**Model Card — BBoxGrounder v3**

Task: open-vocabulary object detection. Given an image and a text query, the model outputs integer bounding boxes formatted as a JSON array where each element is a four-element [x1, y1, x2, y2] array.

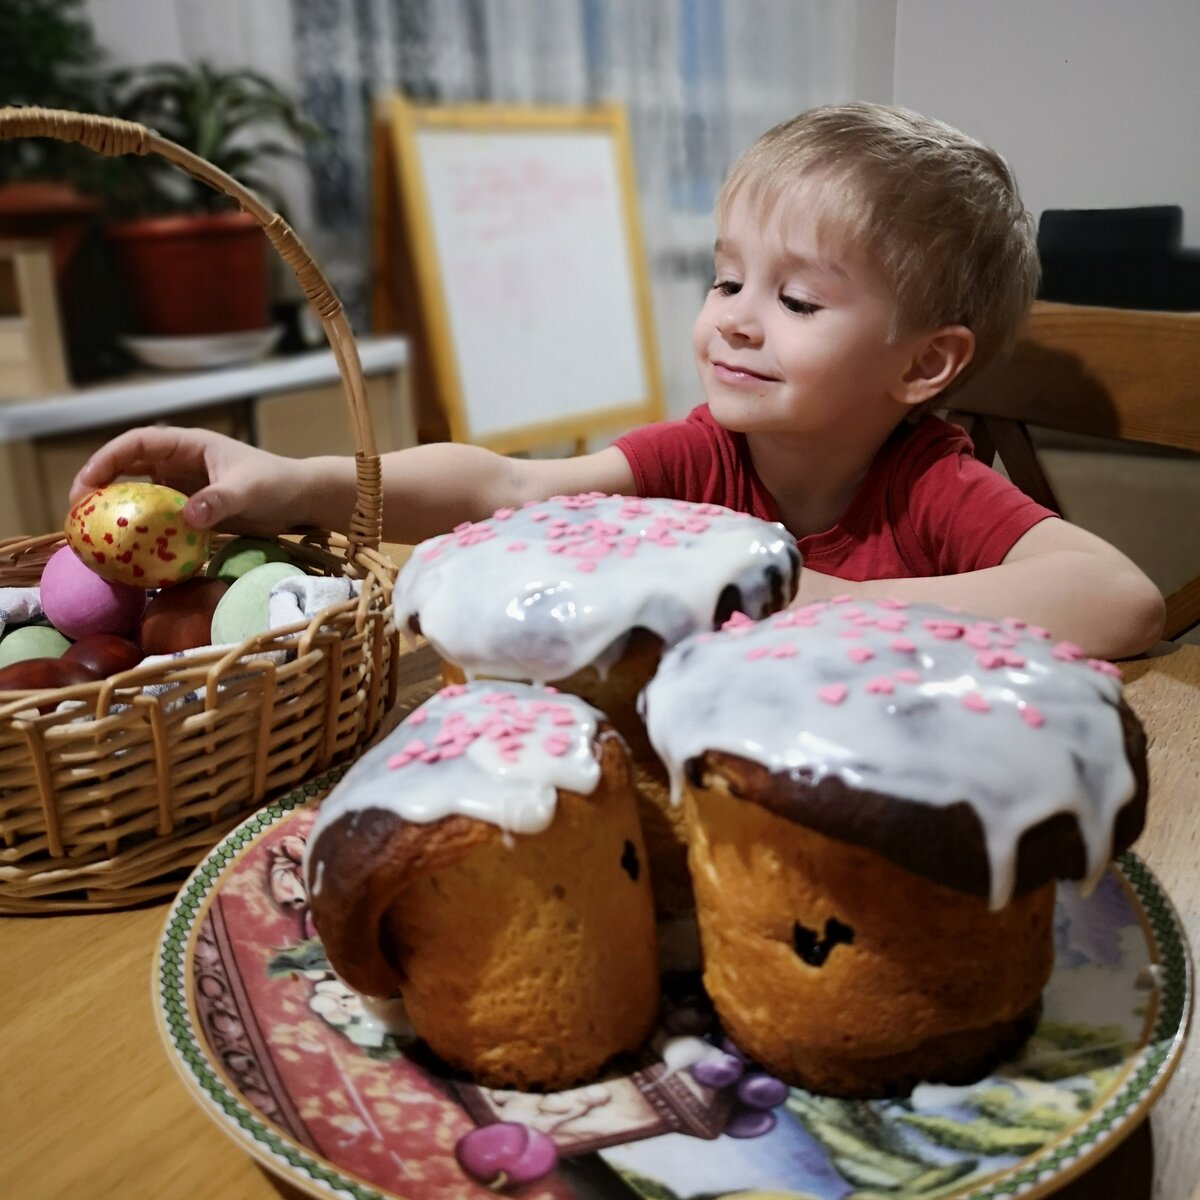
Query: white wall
[[893, 0, 1200, 245]]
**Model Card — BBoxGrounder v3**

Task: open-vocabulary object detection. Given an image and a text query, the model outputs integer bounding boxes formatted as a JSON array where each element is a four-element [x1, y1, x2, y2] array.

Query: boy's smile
[[693, 189, 921, 447]]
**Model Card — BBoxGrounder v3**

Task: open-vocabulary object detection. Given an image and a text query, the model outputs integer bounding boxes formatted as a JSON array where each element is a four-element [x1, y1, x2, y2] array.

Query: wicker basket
[[0, 107, 401, 912]]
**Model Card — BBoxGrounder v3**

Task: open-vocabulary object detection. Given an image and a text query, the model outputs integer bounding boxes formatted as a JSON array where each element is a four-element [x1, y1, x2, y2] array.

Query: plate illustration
[[154, 772, 1191, 1200]]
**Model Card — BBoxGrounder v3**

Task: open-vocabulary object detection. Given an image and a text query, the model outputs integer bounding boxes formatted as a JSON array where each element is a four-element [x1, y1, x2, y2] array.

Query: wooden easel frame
[[372, 96, 663, 454]]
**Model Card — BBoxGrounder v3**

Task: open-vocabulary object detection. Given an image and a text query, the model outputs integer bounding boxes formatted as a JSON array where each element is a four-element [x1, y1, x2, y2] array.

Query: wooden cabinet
[[0, 337, 410, 540]]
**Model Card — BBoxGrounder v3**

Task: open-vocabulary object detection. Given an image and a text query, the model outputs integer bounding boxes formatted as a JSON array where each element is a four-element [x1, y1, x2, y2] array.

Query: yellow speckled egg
[[65, 483, 211, 589]]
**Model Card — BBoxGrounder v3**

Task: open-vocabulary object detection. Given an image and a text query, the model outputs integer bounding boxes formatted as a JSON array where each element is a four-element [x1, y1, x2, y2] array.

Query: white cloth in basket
[[0, 588, 44, 639]]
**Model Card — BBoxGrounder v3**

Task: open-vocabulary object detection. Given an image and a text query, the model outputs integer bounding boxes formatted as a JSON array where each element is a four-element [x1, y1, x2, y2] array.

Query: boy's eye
[[781, 295, 821, 315], [711, 279, 741, 296]]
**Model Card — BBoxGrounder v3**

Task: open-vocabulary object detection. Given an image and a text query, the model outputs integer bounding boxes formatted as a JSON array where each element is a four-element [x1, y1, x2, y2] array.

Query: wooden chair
[[946, 300, 1200, 640]]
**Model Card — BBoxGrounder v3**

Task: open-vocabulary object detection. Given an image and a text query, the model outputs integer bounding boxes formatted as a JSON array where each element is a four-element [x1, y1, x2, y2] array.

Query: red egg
[[63, 633, 143, 678], [139, 576, 229, 656], [0, 658, 99, 712]]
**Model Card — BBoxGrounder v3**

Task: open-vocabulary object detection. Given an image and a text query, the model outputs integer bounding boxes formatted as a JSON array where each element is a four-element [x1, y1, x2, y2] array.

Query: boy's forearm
[[294, 444, 517, 543], [796, 555, 1165, 660]]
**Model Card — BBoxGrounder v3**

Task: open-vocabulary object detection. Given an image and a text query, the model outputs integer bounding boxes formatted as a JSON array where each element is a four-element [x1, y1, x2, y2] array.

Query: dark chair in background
[[1037, 205, 1200, 311]]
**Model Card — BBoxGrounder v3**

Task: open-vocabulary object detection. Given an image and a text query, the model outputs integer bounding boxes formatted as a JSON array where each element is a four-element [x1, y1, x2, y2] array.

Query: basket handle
[[0, 105, 382, 558]]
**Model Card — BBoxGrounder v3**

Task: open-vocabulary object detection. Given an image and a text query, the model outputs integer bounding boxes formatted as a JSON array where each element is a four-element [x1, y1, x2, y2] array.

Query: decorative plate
[[154, 772, 1192, 1200]]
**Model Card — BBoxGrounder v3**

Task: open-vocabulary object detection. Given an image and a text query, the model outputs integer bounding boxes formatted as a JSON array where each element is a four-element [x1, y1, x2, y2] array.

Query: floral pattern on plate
[[155, 771, 1191, 1200]]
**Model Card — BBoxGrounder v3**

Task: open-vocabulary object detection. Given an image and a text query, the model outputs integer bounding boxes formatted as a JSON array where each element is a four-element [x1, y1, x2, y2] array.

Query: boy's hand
[[69, 426, 311, 536]]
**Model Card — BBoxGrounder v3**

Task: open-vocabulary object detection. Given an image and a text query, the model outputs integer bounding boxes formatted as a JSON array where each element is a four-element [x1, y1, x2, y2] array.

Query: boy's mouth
[[711, 360, 776, 385]]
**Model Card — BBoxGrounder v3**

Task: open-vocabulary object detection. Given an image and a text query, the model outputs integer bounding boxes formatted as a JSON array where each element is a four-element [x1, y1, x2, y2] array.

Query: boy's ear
[[894, 325, 975, 408]]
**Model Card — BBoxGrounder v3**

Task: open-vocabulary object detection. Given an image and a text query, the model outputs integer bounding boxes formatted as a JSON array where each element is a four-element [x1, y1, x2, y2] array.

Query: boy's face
[[693, 189, 921, 440]]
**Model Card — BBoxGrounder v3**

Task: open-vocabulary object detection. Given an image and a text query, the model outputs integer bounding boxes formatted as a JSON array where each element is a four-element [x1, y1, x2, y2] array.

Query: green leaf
[[897, 1113, 1049, 1156]]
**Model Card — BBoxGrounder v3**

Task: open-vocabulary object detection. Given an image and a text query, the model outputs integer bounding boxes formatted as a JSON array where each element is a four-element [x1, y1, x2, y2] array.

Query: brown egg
[[139, 576, 229, 656], [63, 633, 143, 678], [0, 658, 99, 712]]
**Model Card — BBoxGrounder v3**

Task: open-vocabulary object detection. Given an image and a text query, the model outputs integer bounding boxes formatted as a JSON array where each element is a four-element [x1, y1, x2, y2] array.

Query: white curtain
[[288, 0, 858, 417]]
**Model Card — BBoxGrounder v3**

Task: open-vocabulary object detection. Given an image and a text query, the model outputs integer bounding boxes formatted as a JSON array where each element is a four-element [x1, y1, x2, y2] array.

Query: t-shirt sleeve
[[614, 407, 725, 502], [897, 421, 1058, 573]]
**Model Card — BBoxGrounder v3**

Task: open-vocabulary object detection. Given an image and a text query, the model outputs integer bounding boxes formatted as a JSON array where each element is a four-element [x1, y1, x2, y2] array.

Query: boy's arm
[[795, 517, 1166, 660], [70, 426, 637, 544]]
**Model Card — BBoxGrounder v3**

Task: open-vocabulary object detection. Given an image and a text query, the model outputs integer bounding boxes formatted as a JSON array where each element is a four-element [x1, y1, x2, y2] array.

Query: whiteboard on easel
[[380, 98, 663, 453]]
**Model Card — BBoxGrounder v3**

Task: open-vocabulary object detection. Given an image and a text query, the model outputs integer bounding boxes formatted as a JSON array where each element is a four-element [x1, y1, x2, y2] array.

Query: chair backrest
[[947, 300, 1200, 640]]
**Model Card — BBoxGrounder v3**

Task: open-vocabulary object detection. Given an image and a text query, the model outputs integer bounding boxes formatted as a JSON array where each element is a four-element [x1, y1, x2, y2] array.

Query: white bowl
[[120, 326, 284, 371]]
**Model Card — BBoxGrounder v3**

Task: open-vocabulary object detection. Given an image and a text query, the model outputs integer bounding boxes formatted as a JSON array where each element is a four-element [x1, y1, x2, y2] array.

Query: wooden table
[[2, 642, 1197, 1200]]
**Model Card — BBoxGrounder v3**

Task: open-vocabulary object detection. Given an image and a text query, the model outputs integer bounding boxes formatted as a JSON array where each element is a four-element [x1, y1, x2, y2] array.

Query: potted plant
[[0, 0, 119, 277], [104, 61, 324, 339]]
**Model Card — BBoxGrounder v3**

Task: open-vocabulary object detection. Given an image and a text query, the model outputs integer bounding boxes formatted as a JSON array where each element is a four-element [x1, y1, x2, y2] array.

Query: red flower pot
[[106, 209, 269, 336]]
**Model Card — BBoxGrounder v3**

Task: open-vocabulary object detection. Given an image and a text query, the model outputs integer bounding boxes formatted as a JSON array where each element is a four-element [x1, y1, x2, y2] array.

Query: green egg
[[210, 561, 306, 645], [0, 625, 72, 669], [205, 537, 294, 584]]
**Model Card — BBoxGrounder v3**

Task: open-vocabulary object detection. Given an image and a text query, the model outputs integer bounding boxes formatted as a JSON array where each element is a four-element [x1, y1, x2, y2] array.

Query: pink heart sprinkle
[[439, 684, 466, 698], [875, 616, 907, 632], [722, 612, 755, 631], [1019, 704, 1045, 728], [865, 676, 894, 695], [406, 708, 428, 725], [505, 541, 527, 552], [817, 684, 848, 705], [543, 735, 570, 756], [976, 650, 1007, 669], [576, 560, 597, 572], [1052, 640, 1085, 661], [387, 752, 413, 769], [890, 637, 916, 653], [492, 507, 515, 520], [961, 692, 991, 713], [745, 647, 771, 660], [771, 643, 798, 658], [1088, 658, 1122, 678], [847, 646, 875, 663]]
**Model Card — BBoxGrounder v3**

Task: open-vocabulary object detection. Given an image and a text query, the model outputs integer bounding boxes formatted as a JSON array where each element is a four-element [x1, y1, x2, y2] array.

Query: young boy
[[70, 103, 1164, 659]]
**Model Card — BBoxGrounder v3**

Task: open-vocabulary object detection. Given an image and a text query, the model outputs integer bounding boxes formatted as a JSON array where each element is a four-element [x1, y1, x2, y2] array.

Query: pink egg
[[40, 546, 148, 640]]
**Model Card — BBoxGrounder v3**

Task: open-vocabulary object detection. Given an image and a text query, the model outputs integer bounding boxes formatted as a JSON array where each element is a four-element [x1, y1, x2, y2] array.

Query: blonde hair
[[716, 103, 1039, 401]]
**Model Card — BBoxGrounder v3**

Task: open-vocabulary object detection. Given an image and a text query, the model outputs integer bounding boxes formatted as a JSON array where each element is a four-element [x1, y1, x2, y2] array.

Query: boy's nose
[[716, 298, 762, 344]]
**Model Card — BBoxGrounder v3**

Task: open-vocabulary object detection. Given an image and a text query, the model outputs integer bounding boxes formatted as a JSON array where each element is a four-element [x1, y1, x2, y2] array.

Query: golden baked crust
[[308, 730, 659, 1090], [442, 630, 698, 919], [684, 775, 1056, 1098], [685, 691, 1147, 901]]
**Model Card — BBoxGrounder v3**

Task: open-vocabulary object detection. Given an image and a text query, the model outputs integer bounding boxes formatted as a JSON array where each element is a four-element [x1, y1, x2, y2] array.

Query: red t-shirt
[[614, 405, 1056, 580]]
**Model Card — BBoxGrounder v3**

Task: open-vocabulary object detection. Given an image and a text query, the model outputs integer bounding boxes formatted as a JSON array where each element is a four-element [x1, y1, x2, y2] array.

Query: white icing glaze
[[394, 493, 799, 683], [304, 681, 605, 884], [640, 599, 1136, 910]]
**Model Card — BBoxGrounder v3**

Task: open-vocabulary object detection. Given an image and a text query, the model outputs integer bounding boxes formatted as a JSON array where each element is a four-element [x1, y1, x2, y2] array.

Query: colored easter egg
[[139, 576, 229, 656], [40, 545, 148, 640], [65, 482, 211, 588], [210, 561, 305, 645], [0, 657, 99, 710], [0, 625, 71, 669], [62, 633, 143, 678], [205, 537, 293, 583]]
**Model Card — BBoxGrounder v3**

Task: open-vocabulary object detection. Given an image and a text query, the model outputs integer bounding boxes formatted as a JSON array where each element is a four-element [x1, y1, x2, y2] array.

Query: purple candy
[[735, 1071, 790, 1110], [454, 1122, 558, 1188], [690, 1051, 745, 1089], [724, 1106, 778, 1139]]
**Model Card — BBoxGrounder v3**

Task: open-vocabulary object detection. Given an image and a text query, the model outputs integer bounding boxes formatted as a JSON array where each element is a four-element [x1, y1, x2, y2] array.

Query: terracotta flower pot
[[106, 209, 269, 336], [0, 181, 101, 280]]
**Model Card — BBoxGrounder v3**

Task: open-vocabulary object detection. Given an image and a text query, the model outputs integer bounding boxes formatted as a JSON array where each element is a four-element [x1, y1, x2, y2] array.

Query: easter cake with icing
[[394, 493, 801, 922], [640, 598, 1149, 1098], [304, 680, 658, 1091]]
